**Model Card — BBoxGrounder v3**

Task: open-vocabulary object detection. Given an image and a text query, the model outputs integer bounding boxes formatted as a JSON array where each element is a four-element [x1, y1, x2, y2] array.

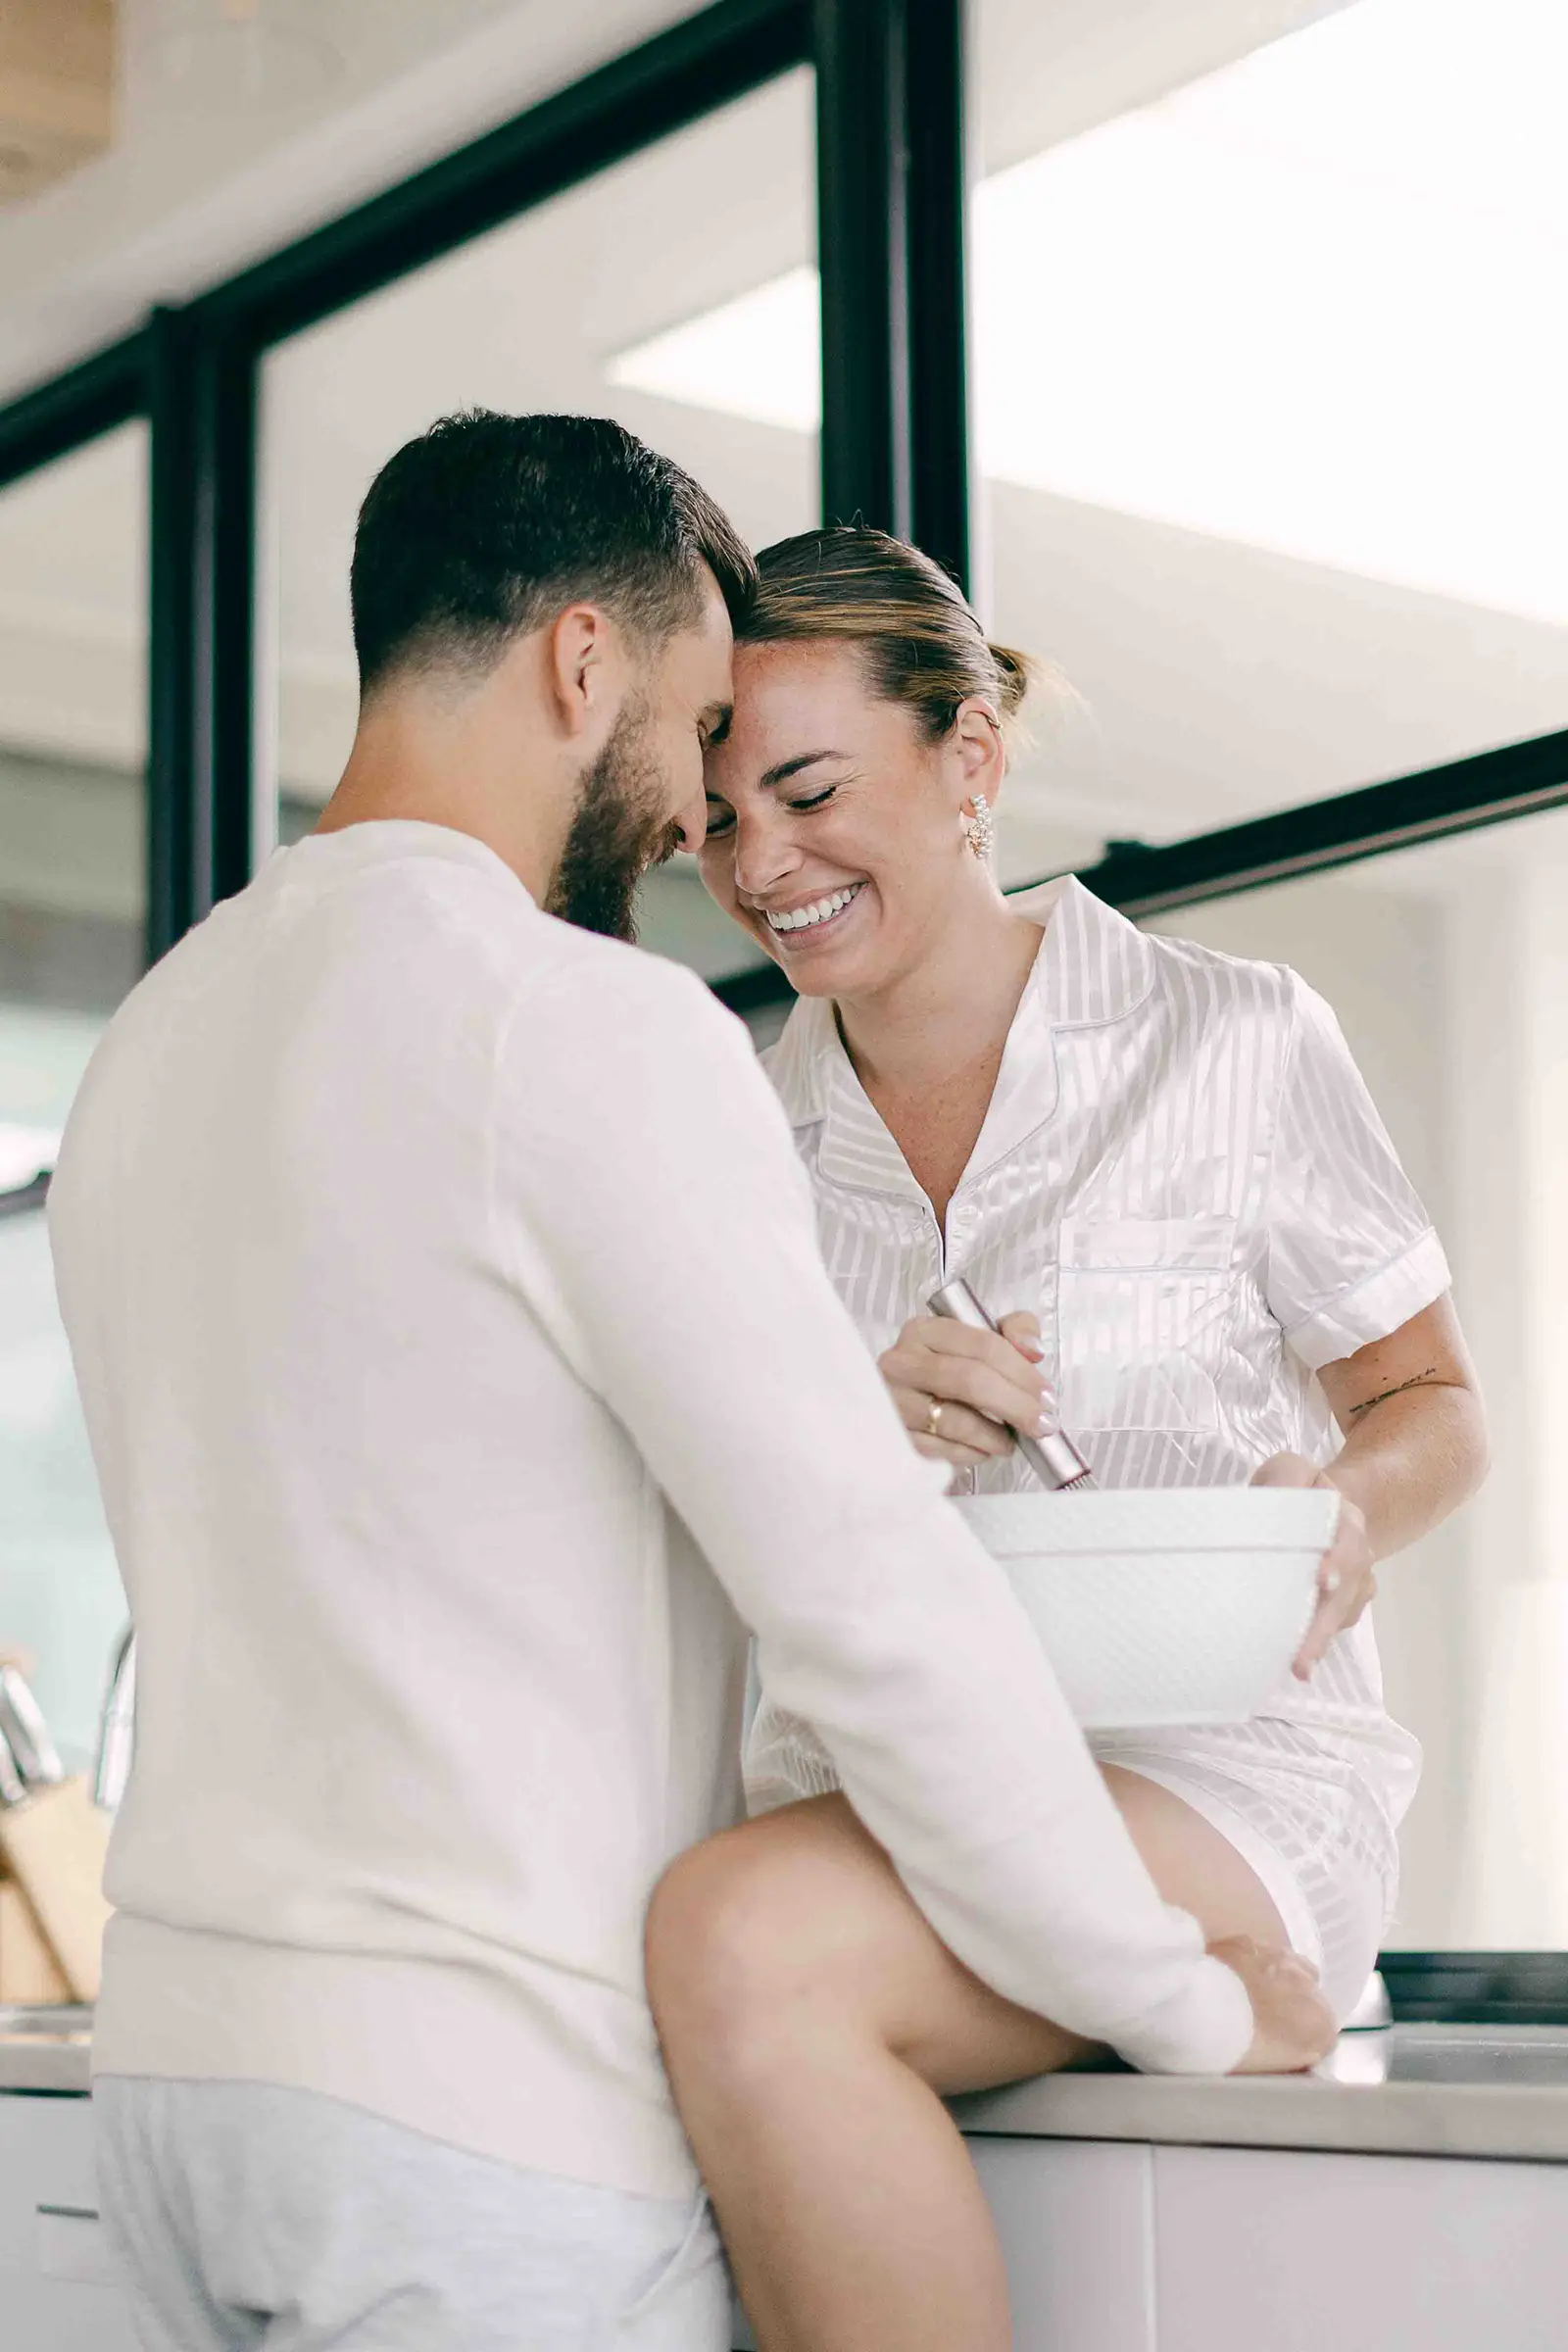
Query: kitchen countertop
[[953, 2025, 1568, 2162], [0, 2017, 91, 2094], [5, 2021, 1568, 2161]]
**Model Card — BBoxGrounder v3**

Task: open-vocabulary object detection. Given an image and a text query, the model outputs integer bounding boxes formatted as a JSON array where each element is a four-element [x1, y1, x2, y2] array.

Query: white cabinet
[[969, 2139, 1154, 2352], [731, 2140, 1154, 2352], [1152, 2144, 1568, 2352], [734, 2134, 1568, 2351], [0, 2093, 138, 2350], [10, 2087, 1563, 2352]]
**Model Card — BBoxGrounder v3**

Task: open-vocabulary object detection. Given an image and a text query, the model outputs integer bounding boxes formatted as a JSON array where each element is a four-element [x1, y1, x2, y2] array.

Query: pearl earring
[[964, 793, 995, 862]]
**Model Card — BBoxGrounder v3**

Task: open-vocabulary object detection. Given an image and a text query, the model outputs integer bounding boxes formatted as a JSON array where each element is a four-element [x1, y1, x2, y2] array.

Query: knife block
[[0, 1779, 111, 2003], [0, 1871, 73, 2004]]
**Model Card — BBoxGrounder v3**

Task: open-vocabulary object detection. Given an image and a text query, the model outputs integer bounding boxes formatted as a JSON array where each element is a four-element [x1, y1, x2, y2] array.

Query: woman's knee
[[645, 1803, 889, 2063], [645, 1800, 1091, 2102], [648, 1824, 810, 2046]]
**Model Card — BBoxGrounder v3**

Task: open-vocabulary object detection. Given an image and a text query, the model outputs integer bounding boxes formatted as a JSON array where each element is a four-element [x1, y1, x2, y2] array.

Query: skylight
[[610, 0, 1568, 625]]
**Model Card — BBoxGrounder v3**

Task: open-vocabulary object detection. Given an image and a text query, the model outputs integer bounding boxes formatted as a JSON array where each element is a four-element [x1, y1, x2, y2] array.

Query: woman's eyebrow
[[759, 749, 846, 790]]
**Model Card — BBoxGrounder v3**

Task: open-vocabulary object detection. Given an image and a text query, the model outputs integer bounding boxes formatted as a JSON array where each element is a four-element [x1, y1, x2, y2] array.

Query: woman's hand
[[879, 1310, 1054, 1472], [1250, 1450, 1376, 1680]]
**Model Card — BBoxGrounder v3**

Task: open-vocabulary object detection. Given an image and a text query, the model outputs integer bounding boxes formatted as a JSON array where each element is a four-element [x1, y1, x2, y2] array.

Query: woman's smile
[[754, 878, 869, 955]]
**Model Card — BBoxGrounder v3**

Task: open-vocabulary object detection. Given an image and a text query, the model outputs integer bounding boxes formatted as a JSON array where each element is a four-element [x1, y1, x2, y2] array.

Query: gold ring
[[925, 1398, 945, 1439]]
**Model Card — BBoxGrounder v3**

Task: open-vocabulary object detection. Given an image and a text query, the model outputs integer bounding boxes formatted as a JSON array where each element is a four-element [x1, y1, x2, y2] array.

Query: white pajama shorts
[[92, 2078, 730, 2352], [751, 1706, 1396, 2027], [1088, 1729, 1396, 2023]]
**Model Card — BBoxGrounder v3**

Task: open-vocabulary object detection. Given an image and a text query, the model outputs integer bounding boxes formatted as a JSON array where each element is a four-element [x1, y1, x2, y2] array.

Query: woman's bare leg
[[645, 1774, 1295, 2352]]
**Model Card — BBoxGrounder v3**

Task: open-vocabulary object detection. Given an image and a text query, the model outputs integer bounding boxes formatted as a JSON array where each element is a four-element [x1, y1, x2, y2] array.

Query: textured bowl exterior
[[955, 1487, 1337, 1729]]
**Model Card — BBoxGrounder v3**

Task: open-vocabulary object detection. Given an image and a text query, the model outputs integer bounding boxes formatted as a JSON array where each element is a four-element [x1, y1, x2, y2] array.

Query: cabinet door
[[732, 2139, 1155, 2352], [970, 2139, 1155, 2352], [0, 2093, 139, 2349], [0, 2274, 140, 2351], [1154, 2145, 1568, 2352]]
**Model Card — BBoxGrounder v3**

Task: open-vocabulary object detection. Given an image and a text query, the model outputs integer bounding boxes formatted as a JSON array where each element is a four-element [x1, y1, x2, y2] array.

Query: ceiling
[[0, 0, 701, 404]]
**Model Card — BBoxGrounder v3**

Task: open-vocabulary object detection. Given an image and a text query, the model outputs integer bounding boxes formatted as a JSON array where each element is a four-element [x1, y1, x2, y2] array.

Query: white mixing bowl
[[956, 1486, 1339, 1730]]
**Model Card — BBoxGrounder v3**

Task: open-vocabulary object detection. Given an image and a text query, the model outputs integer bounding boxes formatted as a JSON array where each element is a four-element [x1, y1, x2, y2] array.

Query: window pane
[[1146, 801, 1568, 1949], [0, 424, 146, 1766], [259, 69, 818, 990], [975, 0, 1568, 881]]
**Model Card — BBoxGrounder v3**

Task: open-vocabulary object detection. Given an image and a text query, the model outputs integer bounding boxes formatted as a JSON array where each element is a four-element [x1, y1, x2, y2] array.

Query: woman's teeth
[[765, 883, 863, 935]]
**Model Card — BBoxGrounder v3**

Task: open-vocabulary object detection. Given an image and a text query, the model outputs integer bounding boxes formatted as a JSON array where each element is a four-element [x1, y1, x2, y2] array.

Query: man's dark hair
[[349, 410, 757, 695]]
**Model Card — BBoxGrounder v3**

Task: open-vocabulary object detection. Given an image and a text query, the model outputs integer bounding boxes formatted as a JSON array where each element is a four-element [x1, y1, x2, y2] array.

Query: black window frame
[[1, 0, 1564, 2016]]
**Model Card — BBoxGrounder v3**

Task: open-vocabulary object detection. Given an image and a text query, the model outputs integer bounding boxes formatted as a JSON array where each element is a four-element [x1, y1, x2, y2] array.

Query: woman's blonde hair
[[738, 525, 1034, 743]]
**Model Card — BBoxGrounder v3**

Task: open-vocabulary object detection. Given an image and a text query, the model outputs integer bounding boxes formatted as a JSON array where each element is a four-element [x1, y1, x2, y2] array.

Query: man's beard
[[545, 697, 681, 943]]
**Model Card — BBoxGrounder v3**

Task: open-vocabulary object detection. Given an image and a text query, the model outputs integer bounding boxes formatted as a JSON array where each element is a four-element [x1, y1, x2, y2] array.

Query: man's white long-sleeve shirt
[[51, 822, 1250, 2198]]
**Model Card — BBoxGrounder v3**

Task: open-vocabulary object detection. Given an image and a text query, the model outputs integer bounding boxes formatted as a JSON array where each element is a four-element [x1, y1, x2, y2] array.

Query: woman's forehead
[[734, 634, 861, 693], [727, 637, 900, 744]]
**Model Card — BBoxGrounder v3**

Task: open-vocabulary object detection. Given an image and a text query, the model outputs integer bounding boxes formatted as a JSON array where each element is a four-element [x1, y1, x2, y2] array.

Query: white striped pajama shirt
[[746, 876, 1448, 2017]]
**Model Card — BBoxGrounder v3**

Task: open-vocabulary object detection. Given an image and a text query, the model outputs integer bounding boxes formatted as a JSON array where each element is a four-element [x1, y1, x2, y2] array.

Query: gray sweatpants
[[93, 2078, 730, 2351]]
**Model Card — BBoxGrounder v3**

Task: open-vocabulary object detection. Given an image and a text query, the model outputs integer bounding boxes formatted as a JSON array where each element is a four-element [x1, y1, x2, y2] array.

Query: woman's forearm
[[1326, 1382, 1489, 1560]]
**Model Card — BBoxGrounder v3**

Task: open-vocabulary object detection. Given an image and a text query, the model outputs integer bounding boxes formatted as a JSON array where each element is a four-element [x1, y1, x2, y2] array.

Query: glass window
[[258, 68, 818, 992], [974, 0, 1568, 881], [1146, 801, 1568, 1949], [0, 424, 147, 1765]]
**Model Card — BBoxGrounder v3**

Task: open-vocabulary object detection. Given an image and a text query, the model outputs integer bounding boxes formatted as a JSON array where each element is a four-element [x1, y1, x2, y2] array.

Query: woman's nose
[[732, 809, 801, 902]]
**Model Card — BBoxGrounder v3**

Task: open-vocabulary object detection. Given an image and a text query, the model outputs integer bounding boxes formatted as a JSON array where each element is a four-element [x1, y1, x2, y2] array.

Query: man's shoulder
[[309, 851, 736, 1056], [498, 929, 765, 1129], [495, 931, 799, 1185], [526, 923, 744, 1041]]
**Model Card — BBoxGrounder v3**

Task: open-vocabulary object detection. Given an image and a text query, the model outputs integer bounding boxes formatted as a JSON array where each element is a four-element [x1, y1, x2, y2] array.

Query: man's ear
[[546, 603, 613, 740]]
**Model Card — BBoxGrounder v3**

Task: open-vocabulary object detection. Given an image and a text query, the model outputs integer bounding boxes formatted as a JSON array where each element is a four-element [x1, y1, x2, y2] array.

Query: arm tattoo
[[1344, 1366, 1445, 1421]]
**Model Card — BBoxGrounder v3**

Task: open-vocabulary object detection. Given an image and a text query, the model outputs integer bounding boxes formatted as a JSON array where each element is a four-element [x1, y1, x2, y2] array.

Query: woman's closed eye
[[705, 783, 839, 839]]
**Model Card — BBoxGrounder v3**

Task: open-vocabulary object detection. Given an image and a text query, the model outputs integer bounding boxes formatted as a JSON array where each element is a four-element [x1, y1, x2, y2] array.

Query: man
[[50, 412, 1325, 2351]]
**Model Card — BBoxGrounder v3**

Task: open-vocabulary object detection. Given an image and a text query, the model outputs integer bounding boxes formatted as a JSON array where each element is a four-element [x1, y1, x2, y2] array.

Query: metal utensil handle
[[0, 1722, 26, 1808], [92, 1626, 137, 1814], [0, 1666, 64, 1787], [926, 1277, 1095, 1492]]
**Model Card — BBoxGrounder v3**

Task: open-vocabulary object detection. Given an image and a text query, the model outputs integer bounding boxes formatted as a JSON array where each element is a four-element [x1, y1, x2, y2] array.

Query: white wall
[[1152, 817, 1568, 1944]]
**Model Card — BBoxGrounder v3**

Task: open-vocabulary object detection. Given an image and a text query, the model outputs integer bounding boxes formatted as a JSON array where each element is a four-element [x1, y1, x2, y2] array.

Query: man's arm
[[491, 956, 1254, 2074]]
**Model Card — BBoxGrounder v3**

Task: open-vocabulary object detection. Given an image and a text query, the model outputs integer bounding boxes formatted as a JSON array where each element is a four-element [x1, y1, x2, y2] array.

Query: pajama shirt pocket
[[1055, 1216, 1239, 1434]]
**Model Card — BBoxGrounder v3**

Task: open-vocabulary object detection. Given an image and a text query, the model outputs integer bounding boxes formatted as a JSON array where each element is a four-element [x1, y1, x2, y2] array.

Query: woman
[[645, 528, 1488, 2350]]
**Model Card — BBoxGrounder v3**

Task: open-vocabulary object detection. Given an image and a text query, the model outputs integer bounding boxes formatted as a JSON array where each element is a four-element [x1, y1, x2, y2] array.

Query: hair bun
[[987, 642, 1033, 719]]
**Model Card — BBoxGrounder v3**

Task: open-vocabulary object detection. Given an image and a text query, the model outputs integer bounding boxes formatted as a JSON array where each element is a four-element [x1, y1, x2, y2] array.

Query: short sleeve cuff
[[1283, 1227, 1451, 1372]]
